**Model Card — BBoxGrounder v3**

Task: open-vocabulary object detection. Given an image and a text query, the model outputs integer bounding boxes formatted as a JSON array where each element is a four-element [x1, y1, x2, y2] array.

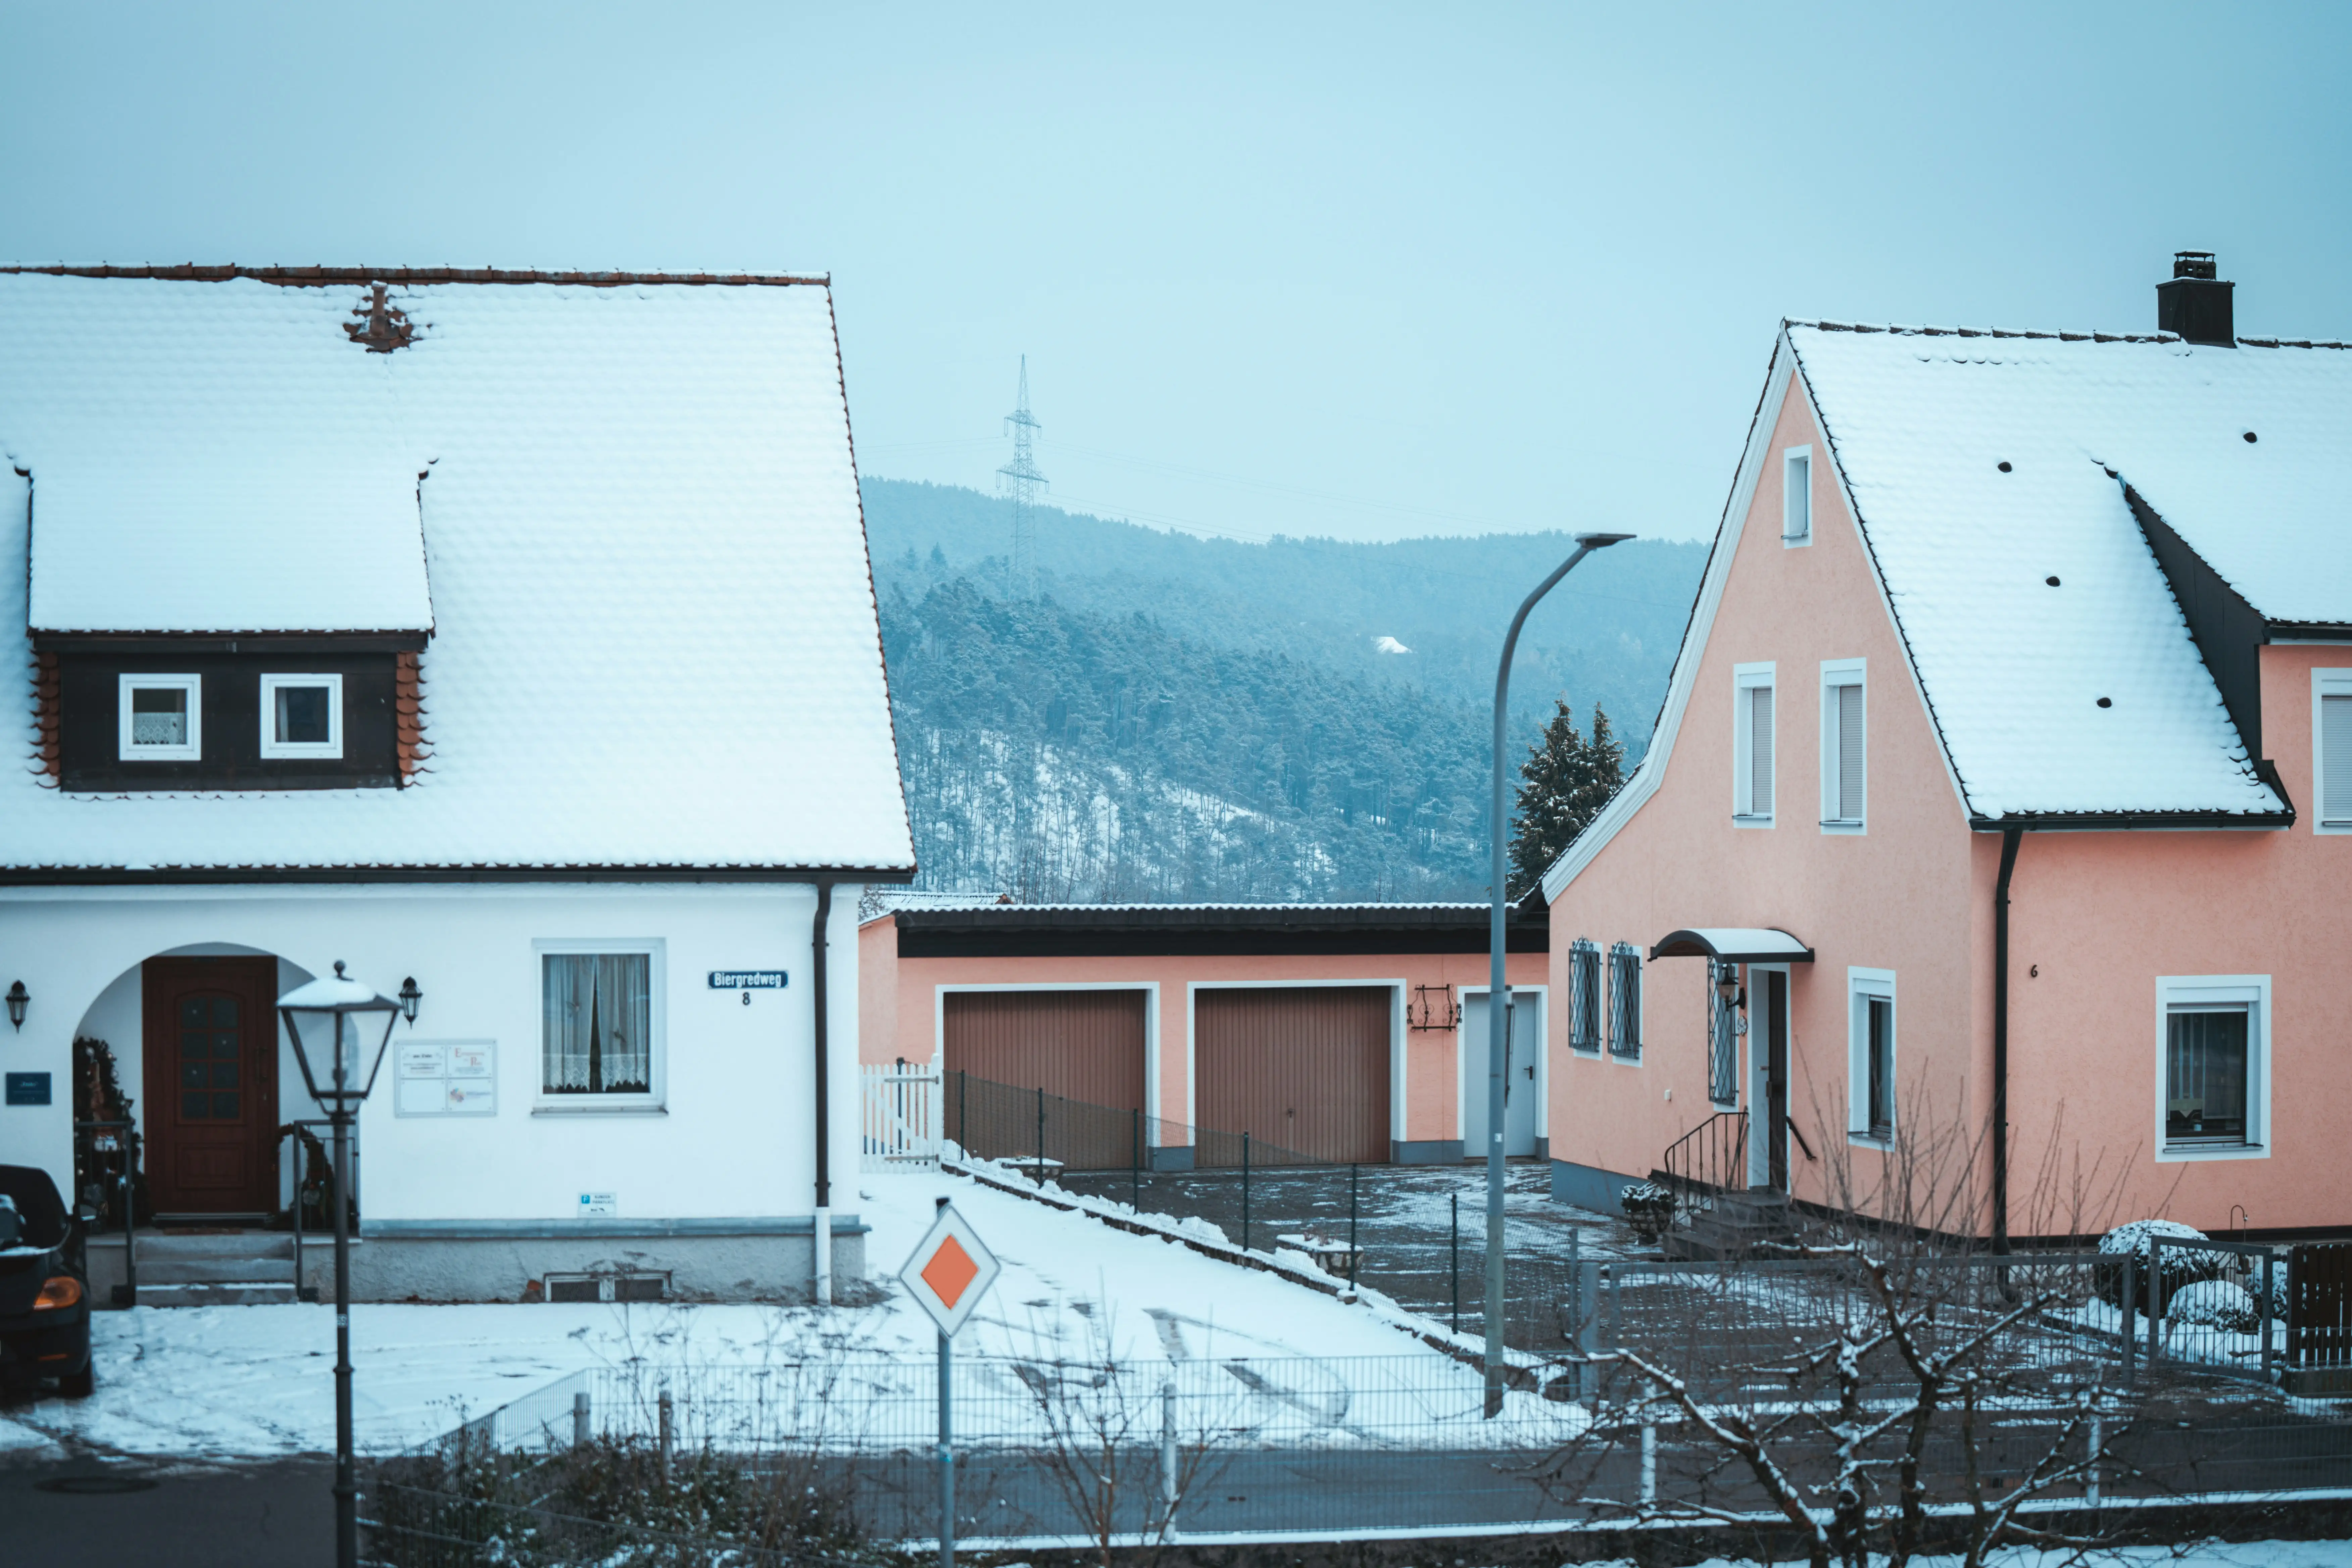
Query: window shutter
[[1607, 941, 1641, 1059], [1836, 683, 1864, 821], [1708, 962, 1739, 1106], [1570, 938, 1601, 1051], [2324, 694, 2352, 824], [1749, 685, 1775, 818]]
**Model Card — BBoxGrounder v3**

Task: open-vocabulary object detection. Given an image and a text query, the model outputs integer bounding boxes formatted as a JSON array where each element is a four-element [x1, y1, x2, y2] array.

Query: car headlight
[[33, 1276, 82, 1311]]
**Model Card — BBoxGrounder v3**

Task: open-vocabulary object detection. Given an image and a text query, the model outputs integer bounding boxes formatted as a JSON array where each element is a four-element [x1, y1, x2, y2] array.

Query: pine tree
[[1507, 698, 1625, 898]]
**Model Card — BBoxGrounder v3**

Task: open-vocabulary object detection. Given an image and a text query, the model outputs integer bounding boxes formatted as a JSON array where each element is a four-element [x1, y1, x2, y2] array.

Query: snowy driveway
[[0, 1167, 1463, 1461]]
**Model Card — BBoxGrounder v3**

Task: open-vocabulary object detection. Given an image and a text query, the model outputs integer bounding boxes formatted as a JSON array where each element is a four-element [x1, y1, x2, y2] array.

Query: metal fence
[[374, 1329, 2352, 1559]]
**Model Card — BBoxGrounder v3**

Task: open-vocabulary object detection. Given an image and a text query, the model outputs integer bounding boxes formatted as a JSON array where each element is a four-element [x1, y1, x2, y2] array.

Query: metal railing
[[377, 1329, 2352, 1556], [1659, 1109, 1746, 1234], [72, 1118, 136, 1304], [279, 1118, 343, 1303], [2132, 1232, 2284, 1385]]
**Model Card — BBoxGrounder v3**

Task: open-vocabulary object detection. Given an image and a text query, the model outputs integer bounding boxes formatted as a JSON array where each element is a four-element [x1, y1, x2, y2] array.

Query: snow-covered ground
[[0, 1167, 1475, 1462], [1574, 1549, 2352, 1568]]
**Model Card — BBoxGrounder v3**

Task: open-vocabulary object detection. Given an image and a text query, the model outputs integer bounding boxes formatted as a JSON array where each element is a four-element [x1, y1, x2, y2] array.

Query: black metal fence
[[943, 1069, 1519, 1331]]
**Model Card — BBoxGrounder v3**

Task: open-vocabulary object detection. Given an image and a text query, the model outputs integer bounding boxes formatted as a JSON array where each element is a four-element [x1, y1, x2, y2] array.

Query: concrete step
[[139, 1231, 295, 1260], [137, 1282, 300, 1308], [138, 1256, 297, 1286]]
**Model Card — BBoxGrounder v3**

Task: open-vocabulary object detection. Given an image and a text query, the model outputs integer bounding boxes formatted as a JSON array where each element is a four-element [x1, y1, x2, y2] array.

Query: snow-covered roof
[[1788, 321, 2337, 821], [0, 268, 913, 876]]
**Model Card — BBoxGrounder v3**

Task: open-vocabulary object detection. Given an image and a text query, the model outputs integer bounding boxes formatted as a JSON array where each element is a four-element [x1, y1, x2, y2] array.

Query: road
[[0, 1451, 334, 1566]]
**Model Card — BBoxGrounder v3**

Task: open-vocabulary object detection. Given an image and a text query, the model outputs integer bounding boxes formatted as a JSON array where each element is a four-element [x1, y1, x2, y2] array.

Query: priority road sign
[[899, 1201, 1001, 1340]]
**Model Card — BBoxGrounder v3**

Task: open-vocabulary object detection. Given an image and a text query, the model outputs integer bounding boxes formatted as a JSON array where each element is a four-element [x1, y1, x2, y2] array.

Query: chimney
[[2157, 251, 2234, 346]]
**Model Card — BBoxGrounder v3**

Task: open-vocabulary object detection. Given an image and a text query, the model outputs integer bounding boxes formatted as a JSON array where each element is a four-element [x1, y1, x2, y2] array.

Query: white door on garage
[[1461, 992, 1538, 1158]]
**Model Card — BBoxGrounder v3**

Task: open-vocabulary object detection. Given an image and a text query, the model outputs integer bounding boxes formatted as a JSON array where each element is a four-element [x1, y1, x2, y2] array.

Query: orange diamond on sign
[[922, 1233, 980, 1309]]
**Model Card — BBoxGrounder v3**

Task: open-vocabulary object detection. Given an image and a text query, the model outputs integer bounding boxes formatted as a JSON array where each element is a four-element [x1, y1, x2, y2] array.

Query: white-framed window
[[536, 939, 667, 1109], [1607, 941, 1643, 1062], [1820, 658, 1866, 832], [1733, 662, 1775, 824], [259, 672, 344, 760], [1567, 938, 1603, 1054], [2156, 975, 2269, 1161], [1782, 445, 1813, 546], [1847, 967, 1896, 1144], [2317, 668, 2352, 834], [118, 673, 202, 761]]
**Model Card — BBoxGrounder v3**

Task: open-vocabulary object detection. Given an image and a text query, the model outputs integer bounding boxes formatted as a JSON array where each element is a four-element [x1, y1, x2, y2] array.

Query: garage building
[[860, 902, 1551, 1168]]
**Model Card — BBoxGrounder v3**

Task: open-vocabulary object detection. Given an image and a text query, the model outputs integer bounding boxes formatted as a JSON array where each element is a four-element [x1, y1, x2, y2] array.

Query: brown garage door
[[1195, 987, 1390, 1164], [943, 990, 1148, 1170]]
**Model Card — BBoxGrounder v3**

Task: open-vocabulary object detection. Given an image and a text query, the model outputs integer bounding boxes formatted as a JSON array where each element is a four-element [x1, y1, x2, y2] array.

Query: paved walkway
[[1056, 1159, 1647, 1351]]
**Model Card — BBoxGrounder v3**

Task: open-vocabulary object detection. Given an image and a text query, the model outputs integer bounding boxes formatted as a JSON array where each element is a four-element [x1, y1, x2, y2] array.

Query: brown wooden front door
[[142, 956, 279, 1215]]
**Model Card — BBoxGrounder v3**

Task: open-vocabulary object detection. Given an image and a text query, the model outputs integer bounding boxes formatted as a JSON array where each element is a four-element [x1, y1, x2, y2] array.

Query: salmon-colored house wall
[[1546, 353, 2352, 1238], [860, 910, 1548, 1161]]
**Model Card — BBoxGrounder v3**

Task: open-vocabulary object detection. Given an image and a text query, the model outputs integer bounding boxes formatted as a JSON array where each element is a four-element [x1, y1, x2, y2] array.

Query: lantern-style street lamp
[[278, 961, 407, 1568]]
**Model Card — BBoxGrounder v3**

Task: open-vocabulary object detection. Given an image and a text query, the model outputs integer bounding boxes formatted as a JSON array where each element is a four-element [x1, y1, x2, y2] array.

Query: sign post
[[898, 1198, 1001, 1568]]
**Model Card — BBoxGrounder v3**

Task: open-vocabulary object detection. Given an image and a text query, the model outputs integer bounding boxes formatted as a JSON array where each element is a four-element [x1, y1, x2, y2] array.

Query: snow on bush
[[2097, 1219, 2224, 1313], [1619, 1180, 1676, 1244], [2098, 1218, 2206, 1257], [2165, 1278, 2258, 1333]]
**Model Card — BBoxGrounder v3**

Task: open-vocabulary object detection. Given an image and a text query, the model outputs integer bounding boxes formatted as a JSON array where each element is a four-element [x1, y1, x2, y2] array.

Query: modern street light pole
[[278, 962, 416, 1568], [1485, 532, 1631, 1415]]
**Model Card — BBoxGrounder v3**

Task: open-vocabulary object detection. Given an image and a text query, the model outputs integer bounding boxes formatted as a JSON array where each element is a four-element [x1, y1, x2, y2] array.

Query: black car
[[0, 1164, 92, 1399]]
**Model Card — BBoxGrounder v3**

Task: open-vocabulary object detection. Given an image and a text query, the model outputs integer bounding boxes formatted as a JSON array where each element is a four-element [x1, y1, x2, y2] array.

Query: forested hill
[[864, 478, 1708, 902]]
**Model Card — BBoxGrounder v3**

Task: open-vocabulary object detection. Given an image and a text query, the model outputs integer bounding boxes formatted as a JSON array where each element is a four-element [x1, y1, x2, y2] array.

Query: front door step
[[138, 1282, 301, 1308], [130, 1231, 309, 1307]]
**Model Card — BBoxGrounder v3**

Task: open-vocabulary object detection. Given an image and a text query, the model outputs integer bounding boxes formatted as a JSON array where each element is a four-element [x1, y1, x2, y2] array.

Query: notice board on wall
[[394, 1039, 497, 1117]]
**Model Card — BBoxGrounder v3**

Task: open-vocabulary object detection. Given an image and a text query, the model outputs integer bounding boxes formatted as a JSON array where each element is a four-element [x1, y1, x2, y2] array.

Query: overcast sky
[[5, 3, 2348, 543]]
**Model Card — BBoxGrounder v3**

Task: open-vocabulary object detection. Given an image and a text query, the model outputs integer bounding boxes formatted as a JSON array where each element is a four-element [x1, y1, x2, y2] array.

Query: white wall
[[0, 883, 862, 1226]]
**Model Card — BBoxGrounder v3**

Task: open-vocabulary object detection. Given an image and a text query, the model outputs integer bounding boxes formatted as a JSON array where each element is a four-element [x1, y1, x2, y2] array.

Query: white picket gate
[[860, 1063, 942, 1171]]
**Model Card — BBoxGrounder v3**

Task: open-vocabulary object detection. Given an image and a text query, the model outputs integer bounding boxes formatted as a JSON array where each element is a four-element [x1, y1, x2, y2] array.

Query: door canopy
[[1648, 928, 1815, 963]]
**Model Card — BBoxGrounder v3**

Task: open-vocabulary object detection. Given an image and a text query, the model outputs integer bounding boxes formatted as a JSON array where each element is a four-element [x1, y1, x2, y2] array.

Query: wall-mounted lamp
[[1713, 964, 1745, 1011], [5, 980, 25, 1031], [397, 976, 423, 1026]]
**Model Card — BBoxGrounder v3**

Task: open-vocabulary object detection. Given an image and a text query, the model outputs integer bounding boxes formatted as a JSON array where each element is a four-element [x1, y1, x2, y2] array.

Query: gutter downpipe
[[1992, 828, 2021, 1258], [1485, 531, 1629, 1417], [813, 879, 834, 1306]]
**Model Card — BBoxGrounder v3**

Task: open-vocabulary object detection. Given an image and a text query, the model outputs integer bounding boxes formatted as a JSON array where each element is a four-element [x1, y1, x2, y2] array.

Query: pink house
[[1543, 255, 2352, 1240], [860, 902, 1549, 1166]]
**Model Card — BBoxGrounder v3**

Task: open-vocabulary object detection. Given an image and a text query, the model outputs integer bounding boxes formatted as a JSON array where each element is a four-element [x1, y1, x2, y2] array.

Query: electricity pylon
[[998, 357, 1047, 598]]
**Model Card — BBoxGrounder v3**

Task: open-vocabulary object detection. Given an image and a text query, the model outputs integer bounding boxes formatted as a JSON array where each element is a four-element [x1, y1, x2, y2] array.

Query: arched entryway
[[76, 944, 316, 1220]]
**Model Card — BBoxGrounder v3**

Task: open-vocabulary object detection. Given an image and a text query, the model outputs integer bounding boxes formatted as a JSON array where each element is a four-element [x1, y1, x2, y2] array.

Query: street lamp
[[1485, 531, 1631, 1416], [278, 961, 406, 1568]]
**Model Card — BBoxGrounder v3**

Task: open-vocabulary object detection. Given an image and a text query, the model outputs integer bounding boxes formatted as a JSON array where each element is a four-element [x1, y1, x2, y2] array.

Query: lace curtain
[[543, 953, 652, 1094]]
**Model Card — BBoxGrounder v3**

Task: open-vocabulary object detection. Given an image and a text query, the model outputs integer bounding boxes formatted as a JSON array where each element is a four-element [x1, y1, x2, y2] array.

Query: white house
[[0, 265, 913, 1302]]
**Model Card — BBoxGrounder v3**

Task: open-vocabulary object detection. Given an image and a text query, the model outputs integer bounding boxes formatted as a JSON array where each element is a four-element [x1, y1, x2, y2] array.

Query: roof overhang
[[894, 902, 1551, 960], [1649, 927, 1815, 964]]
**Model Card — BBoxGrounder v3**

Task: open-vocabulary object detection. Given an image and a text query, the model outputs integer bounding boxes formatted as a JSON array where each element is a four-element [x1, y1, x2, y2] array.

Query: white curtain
[[543, 953, 651, 1094], [596, 954, 651, 1093]]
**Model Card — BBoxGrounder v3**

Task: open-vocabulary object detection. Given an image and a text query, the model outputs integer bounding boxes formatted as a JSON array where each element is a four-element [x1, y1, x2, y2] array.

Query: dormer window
[[119, 675, 202, 760], [260, 674, 343, 760]]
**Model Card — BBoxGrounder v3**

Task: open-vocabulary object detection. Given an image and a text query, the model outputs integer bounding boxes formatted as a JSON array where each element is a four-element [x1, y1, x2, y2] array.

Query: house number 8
[[741, 990, 752, 1006]]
